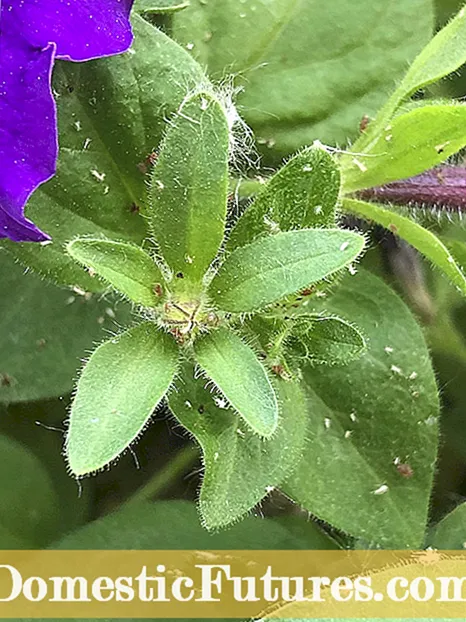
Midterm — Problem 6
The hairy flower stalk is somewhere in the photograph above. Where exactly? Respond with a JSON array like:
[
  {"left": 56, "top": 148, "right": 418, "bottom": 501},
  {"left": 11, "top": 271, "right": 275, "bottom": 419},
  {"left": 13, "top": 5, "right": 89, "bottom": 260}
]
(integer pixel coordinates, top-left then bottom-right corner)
[
  {"left": 358, "top": 165, "right": 466, "bottom": 211},
  {"left": 0, "top": 0, "right": 134, "bottom": 242}
]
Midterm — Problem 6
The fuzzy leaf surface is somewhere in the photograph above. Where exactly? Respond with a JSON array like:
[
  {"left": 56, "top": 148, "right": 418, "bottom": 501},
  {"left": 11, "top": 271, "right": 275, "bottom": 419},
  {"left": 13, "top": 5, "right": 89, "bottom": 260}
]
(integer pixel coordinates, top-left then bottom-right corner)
[
  {"left": 228, "top": 144, "right": 340, "bottom": 251},
  {"left": 169, "top": 367, "right": 307, "bottom": 528},
  {"left": 67, "top": 238, "right": 164, "bottom": 307},
  {"left": 211, "top": 229, "right": 365, "bottom": 313},
  {"left": 193, "top": 328, "right": 278, "bottom": 438},
  {"left": 1, "top": 15, "right": 205, "bottom": 290},
  {"left": 343, "top": 104, "right": 466, "bottom": 192},
  {"left": 344, "top": 198, "right": 466, "bottom": 296},
  {"left": 173, "top": 0, "right": 433, "bottom": 160},
  {"left": 67, "top": 322, "right": 179, "bottom": 476},
  {"left": 287, "top": 315, "right": 367, "bottom": 366},
  {"left": 149, "top": 92, "right": 229, "bottom": 289},
  {"left": 353, "top": 3, "right": 466, "bottom": 152},
  {"left": 284, "top": 270, "right": 439, "bottom": 548}
]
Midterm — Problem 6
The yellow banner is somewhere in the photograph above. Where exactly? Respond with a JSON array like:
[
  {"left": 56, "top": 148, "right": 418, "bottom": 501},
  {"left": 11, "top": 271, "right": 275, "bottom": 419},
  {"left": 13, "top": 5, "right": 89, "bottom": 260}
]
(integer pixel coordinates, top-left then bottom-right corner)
[{"left": 0, "top": 550, "right": 464, "bottom": 617}]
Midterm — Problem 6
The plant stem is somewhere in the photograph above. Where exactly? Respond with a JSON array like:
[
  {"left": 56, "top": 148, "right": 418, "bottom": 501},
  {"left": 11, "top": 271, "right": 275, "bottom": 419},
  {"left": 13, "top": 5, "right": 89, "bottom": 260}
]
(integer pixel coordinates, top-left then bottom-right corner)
[{"left": 126, "top": 444, "right": 199, "bottom": 507}]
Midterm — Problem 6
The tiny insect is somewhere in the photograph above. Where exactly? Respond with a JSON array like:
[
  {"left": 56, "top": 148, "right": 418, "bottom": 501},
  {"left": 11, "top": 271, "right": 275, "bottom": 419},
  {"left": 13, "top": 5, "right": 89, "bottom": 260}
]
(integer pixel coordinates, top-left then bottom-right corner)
[
  {"left": 396, "top": 463, "right": 414, "bottom": 478},
  {"left": 0, "top": 373, "right": 13, "bottom": 387},
  {"left": 359, "top": 115, "right": 370, "bottom": 133}
]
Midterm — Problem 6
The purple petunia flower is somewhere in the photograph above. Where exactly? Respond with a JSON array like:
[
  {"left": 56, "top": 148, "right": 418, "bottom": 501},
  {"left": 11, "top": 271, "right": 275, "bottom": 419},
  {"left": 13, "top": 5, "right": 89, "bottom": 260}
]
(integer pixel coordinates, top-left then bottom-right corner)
[{"left": 0, "top": 0, "right": 134, "bottom": 242}]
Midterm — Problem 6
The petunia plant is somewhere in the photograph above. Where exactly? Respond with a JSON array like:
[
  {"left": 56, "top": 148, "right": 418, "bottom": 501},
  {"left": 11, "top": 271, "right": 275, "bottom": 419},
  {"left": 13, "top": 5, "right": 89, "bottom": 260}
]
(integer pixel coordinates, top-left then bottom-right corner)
[
  {"left": 64, "top": 90, "right": 366, "bottom": 526},
  {"left": 5, "top": 0, "right": 466, "bottom": 552}
]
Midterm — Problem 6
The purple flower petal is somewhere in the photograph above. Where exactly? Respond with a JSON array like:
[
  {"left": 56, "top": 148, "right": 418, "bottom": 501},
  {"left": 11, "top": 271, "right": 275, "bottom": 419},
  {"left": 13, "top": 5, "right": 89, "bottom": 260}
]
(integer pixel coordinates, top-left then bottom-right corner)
[
  {"left": 6, "top": 0, "right": 134, "bottom": 62},
  {"left": 0, "top": 24, "right": 57, "bottom": 242},
  {"left": 0, "top": 0, "right": 135, "bottom": 242}
]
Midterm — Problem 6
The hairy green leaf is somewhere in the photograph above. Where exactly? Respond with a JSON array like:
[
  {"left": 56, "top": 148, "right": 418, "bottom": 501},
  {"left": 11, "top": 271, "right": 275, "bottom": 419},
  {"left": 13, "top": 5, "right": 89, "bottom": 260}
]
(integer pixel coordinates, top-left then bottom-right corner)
[
  {"left": 344, "top": 198, "right": 466, "bottom": 296},
  {"left": 173, "top": 0, "right": 433, "bottom": 160},
  {"left": 227, "top": 144, "right": 340, "bottom": 251},
  {"left": 343, "top": 104, "right": 466, "bottom": 192},
  {"left": 169, "top": 367, "right": 307, "bottom": 528},
  {"left": 211, "top": 229, "right": 365, "bottom": 313},
  {"left": 67, "top": 322, "right": 179, "bottom": 476},
  {"left": 149, "top": 92, "right": 229, "bottom": 291},
  {"left": 0, "top": 252, "right": 131, "bottom": 404},
  {"left": 1, "top": 15, "right": 205, "bottom": 290},
  {"left": 193, "top": 328, "right": 278, "bottom": 437},
  {"left": 287, "top": 315, "right": 367, "bottom": 366},
  {"left": 284, "top": 270, "right": 439, "bottom": 548},
  {"left": 67, "top": 238, "right": 164, "bottom": 307}
]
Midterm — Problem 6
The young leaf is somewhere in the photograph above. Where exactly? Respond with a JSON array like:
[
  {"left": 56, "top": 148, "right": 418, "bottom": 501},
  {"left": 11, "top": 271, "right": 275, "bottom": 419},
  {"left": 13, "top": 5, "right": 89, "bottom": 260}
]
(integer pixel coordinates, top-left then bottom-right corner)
[
  {"left": 428, "top": 503, "right": 466, "bottom": 549},
  {"left": 351, "top": 4, "right": 466, "bottom": 155},
  {"left": 67, "top": 238, "right": 164, "bottom": 307},
  {"left": 66, "top": 322, "right": 179, "bottom": 476},
  {"left": 193, "top": 328, "right": 278, "bottom": 438},
  {"left": 0, "top": 252, "right": 132, "bottom": 404},
  {"left": 343, "top": 104, "right": 466, "bottom": 192},
  {"left": 210, "top": 229, "right": 365, "bottom": 313},
  {"left": 168, "top": 366, "right": 307, "bottom": 529},
  {"left": 284, "top": 270, "right": 439, "bottom": 548},
  {"left": 344, "top": 198, "right": 466, "bottom": 296},
  {"left": 1, "top": 15, "right": 205, "bottom": 291},
  {"left": 149, "top": 92, "right": 229, "bottom": 290},
  {"left": 286, "top": 315, "right": 367, "bottom": 366},
  {"left": 173, "top": 0, "right": 433, "bottom": 159},
  {"left": 227, "top": 143, "right": 340, "bottom": 251}
]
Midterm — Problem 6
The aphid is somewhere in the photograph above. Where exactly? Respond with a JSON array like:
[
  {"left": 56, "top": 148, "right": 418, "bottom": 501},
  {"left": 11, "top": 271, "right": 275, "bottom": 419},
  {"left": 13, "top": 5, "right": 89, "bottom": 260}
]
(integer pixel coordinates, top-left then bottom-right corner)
[
  {"left": 396, "top": 463, "right": 414, "bottom": 478},
  {"left": 137, "top": 151, "right": 158, "bottom": 174},
  {"left": 0, "top": 373, "right": 13, "bottom": 387},
  {"left": 271, "top": 364, "right": 290, "bottom": 380},
  {"left": 129, "top": 202, "right": 140, "bottom": 213},
  {"left": 153, "top": 283, "right": 163, "bottom": 297},
  {"left": 359, "top": 115, "right": 370, "bottom": 133}
]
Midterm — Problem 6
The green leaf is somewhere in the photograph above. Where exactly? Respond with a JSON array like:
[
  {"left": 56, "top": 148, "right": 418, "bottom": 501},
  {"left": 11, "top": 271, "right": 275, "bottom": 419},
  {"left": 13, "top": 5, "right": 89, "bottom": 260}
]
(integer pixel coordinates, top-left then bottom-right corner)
[
  {"left": 287, "top": 315, "right": 367, "bottom": 366},
  {"left": 52, "top": 500, "right": 308, "bottom": 549},
  {"left": 1, "top": 15, "right": 205, "bottom": 290},
  {"left": 344, "top": 198, "right": 466, "bottom": 296},
  {"left": 0, "top": 399, "right": 92, "bottom": 534},
  {"left": 193, "top": 327, "right": 278, "bottom": 437},
  {"left": 67, "top": 238, "right": 165, "bottom": 307},
  {"left": 284, "top": 270, "right": 439, "bottom": 548},
  {"left": 351, "top": 4, "right": 466, "bottom": 156},
  {"left": 66, "top": 322, "right": 179, "bottom": 476},
  {"left": 173, "top": 0, "right": 433, "bottom": 160},
  {"left": 169, "top": 366, "right": 307, "bottom": 528},
  {"left": 134, "top": 0, "right": 189, "bottom": 14},
  {"left": 211, "top": 229, "right": 365, "bottom": 313},
  {"left": 343, "top": 104, "right": 466, "bottom": 192},
  {"left": 0, "top": 251, "right": 132, "bottom": 404},
  {"left": 227, "top": 143, "right": 340, "bottom": 251},
  {"left": 428, "top": 503, "right": 466, "bottom": 549},
  {"left": 149, "top": 91, "right": 229, "bottom": 290},
  {"left": 0, "top": 434, "right": 62, "bottom": 548}
]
